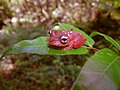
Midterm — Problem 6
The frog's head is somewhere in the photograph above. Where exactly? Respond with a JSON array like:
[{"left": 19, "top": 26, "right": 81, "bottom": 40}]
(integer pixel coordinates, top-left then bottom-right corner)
[{"left": 48, "top": 30, "right": 71, "bottom": 47}]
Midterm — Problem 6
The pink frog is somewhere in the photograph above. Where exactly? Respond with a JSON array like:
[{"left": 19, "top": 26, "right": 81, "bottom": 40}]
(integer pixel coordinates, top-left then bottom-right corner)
[{"left": 48, "top": 29, "right": 87, "bottom": 50}]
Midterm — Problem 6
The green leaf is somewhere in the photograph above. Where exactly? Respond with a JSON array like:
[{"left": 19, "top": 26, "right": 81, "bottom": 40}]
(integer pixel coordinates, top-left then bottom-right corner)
[
  {"left": 58, "top": 23, "right": 95, "bottom": 47},
  {"left": 1, "top": 37, "right": 88, "bottom": 59},
  {"left": 72, "top": 48, "right": 120, "bottom": 90},
  {"left": 114, "top": 0, "right": 120, "bottom": 8},
  {"left": 90, "top": 32, "right": 120, "bottom": 50}
]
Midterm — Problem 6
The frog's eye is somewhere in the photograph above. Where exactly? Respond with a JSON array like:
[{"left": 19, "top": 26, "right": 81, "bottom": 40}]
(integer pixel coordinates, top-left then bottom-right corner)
[
  {"left": 70, "top": 29, "right": 73, "bottom": 33},
  {"left": 60, "top": 35, "right": 68, "bottom": 44},
  {"left": 48, "top": 30, "right": 52, "bottom": 34}
]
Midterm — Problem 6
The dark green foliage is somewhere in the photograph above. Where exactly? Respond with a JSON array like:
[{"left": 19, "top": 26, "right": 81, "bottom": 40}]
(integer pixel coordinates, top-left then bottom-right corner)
[{"left": 0, "top": 55, "right": 81, "bottom": 90}]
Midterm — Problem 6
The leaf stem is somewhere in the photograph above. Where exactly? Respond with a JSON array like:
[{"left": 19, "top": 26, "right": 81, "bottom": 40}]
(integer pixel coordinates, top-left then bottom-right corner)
[{"left": 86, "top": 47, "right": 99, "bottom": 51}]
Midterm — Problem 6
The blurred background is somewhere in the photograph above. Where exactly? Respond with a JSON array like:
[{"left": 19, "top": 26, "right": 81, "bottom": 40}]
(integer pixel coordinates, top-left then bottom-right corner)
[{"left": 0, "top": 0, "right": 120, "bottom": 90}]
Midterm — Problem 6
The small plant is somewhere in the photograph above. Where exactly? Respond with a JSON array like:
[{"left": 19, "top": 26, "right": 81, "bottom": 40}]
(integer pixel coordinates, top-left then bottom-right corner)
[{"left": 0, "top": 23, "right": 120, "bottom": 90}]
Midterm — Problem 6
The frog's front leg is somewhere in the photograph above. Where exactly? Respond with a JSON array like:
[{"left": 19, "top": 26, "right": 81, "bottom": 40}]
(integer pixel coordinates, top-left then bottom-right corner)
[{"left": 61, "top": 41, "right": 74, "bottom": 50}]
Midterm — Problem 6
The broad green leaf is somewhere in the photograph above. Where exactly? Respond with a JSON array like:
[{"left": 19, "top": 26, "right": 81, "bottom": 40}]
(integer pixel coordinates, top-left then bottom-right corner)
[
  {"left": 1, "top": 37, "right": 88, "bottom": 59},
  {"left": 90, "top": 32, "right": 120, "bottom": 50},
  {"left": 58, "top": 23, "right": 95, "bottom": 47},
  {"left": 72, "top": 48, "right": 120, "bottom": 90}
]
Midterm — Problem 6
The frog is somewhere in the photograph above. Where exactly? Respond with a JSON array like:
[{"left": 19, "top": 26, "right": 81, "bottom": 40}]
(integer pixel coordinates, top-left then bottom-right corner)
[{"left": 48, "top": 29, "right": 87, "bottom": 50}]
